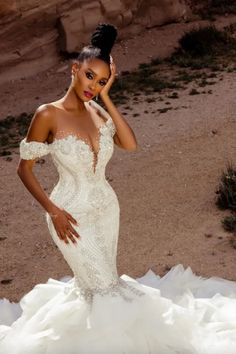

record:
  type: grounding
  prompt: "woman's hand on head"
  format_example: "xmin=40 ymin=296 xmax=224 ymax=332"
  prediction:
xmin=49 ymin=205 xmax=80 ymax=244
xmin=99 ymin=58 xmax=118 ymax=99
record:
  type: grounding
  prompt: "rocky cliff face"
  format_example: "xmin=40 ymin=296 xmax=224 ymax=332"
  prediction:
xmin=0 ymin=0 xmax=191 ymax=83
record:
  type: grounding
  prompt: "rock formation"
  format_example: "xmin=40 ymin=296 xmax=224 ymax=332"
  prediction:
xmin=0 ymin=0 xmax=192 ymax=83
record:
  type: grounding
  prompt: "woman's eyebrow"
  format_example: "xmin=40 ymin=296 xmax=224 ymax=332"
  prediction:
xmin=87 ymin=68 xmax=109 ymax=80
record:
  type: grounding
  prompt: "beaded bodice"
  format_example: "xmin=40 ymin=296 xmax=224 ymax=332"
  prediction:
xmin=20 ymin=101 xmax=116 ymax=208
xmin=19 ymin=101 xmax=145 ymax=302
xmin=20 ymin=101 xmax=115 ymax=173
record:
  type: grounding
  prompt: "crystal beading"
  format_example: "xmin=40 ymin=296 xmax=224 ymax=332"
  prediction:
xmin=18 ymin=102 xmax=144 ymax=305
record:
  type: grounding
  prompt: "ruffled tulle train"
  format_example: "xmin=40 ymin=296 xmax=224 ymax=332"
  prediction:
xmin=1 ymin=264 xmax=236 ymax=354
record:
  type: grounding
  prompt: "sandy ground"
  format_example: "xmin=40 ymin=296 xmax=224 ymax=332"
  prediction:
xmin=1 ymin=15 xmax=236 ymax=302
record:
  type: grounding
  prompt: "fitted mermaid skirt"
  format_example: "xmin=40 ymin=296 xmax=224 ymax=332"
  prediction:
xmin=1 ymin=100 xmax=236 ymax=354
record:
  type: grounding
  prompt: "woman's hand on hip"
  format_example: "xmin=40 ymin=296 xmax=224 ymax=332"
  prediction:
xmin=49 ymin=206 xmax=80 ymax=244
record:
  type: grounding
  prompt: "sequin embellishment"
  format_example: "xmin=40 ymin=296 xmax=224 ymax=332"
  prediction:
xmin=18 ymin=103 xmax=145 ymax=304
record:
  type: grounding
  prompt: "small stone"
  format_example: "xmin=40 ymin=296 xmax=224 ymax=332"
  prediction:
xmin=205 ymin=233 xmax=213 ymax=238
xmin=4 ymin=156 xmax=12 ymax=161
xmin=1 ymin=279 xmax=13 ymax=284
xmin=164 ymin=265 xmax=171 ymax=271
xmin=167 ymin=251 xmax=173 ymax=256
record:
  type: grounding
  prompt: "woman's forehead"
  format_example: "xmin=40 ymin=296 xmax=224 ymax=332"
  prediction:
xmin=82 ymin=58 xmax=110 ymax=78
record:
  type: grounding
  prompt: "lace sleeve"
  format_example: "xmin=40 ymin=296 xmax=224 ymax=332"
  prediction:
xmin=19 ymin=138 xmax=50 ymax=160
xmin=89 ymin=100 xmax=116 ymax=137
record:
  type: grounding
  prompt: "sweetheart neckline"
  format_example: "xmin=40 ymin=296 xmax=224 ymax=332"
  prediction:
xmin=51 ymin=116 xmax=112 ymax=175
xmin=22 ymin=116 xmax=113 ymax=175
xmin=50 ymin=116 xmax=111 ymax=147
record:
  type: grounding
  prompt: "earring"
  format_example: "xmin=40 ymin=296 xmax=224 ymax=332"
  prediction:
xmin=96 ymin=95 xmax=98 ymax=101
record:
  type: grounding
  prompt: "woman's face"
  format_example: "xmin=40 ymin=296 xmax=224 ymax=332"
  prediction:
xmin=71 ymin=58 xmax=110 ymax=101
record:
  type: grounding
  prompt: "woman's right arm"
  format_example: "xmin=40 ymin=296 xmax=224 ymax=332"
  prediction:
xmin=17 ymin=105 xmax=80 ymax=244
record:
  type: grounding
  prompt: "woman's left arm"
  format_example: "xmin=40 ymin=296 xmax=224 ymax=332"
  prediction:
xmin=100 ymin=61 xmax=137 ymax=151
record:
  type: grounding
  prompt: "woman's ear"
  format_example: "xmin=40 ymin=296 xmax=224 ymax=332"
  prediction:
xmin=71 ymin=62 xmax=81 ymax=76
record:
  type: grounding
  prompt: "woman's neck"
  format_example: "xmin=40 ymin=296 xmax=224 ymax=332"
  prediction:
xmin=60 ymin=86 xmax=86 ymax=112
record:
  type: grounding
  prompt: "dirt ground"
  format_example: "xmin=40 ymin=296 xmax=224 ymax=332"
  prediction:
xmin=1 ymin=15 xmax=236 ymax=302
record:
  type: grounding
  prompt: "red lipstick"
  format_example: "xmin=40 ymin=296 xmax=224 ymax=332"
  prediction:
xmin=84 ymin=91 xmax=93 ymax=98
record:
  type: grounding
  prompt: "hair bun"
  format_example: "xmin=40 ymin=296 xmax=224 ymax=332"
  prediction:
xmin=91 ymin=23 xmax=117 ymax=55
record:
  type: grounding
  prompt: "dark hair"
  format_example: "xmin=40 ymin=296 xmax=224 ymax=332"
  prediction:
xmin=77 ymin=23 xmax=117 ymax=65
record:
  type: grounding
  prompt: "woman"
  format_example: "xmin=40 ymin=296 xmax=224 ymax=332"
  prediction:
xmin=1 ymin=23 xmax=236 ymax=354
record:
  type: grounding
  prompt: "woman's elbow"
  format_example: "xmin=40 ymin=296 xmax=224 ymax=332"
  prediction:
xmin=17 ymin=162 xmax=23 ymax=176
xmin=16 ymin=159 xmax=34 ymax=177
xmin=125 ymin=142 xmax=138 ymax=152
xmin=17 ymin=165 xmax=25 ymax=181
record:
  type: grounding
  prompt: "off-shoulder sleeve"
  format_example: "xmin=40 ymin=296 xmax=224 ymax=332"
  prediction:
xmin=19 ymin=138 xmax=51 ymax=160
xmin=89 ymin=100 xmax=116 ymax=137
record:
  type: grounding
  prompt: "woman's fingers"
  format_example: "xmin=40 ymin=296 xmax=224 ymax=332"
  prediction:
xmin=111 ymin=62 xmax=116 ymax=75
xmin=58 ymin=230 xmax=69 ymax=244
xmin=65 ymin=228 xmax=77 ymax=244
xmin=53 ymin=209 xmax=80 ymax=244
xmin=67 ymin=223 xmax=80 ymax=239
xmin=57 ymin=228 xmax=78 ymax=244
xmin=64 ymin=210 xmax=79 ymax=226
xmin=63 ymin=223 xmax=80 ymax=243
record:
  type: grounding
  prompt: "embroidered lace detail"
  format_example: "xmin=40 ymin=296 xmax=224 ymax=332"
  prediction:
xmin=19 ymin=107 xmax=116 ymax=163
xmin=50 ymin=117 xmax=114 ymax=176
xmin=19 ymin=101 xmax=127 ymax=304
xmin=64 ymin=277 xmax=146 ymax=304
xmin=19 ymin=138 xmax=50 ymax=160
xmin=89 ymin=100 xmax=116 ymax=137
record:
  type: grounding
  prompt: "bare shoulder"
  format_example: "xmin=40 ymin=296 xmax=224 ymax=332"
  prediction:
xmin=26 ymin=103 xmax=57 ymax=142
xmin=34 ymin=103 xmax=56 ymax=121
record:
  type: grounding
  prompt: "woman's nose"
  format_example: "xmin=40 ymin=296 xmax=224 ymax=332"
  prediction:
xmin=89 ymin=81 xmax=96 ymax=91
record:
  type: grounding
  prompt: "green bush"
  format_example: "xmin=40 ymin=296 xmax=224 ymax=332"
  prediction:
xmin=216 ymin=164 xmax=236 ymax=211
xmin=169 ymin=26 xmax=236 ymax=69
xmin=222 ymin=214 xmax=236 ymax=233
xmin=179 ymin=26 xmax=232 ymax=57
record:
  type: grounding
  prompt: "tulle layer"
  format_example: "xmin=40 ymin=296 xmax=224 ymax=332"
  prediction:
xmin=1 ymin=264 xmax=236 ymax=354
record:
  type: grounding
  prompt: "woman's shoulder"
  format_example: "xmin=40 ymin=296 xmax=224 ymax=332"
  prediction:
xmin=30 ymin=102 xmax=60 ymax=133
xmin=34 ymin=102 xmax=58 ymax=119
xmin=22 ymin=103 xmax=57 ymax=144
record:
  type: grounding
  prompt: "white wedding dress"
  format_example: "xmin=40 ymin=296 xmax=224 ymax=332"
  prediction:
xmin=1 ymin=100 xmax=236 ymax=354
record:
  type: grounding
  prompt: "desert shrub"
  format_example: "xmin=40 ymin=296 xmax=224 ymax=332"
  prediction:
xmin=189 ymin=88 xmax=200 ymax=95
xmin=216 ymin=164 xmax=236 ymax=211
xmin=111 ymin=63 xmax=181 ymax=101
xmin=179 ymin=26 xmax=232 ymax=57
xmin=169 ymin=26 xmax=236 ymax=69
xmin=224 ymin=23 xmax=236 ymax=35
xmin=210 ymin=0 xmax=236 ymax=13
xmin=0 ymin=112 xmax=33 ymax=152
xmin=221 ymin=214 xmax=236 ymax=248
xmin=221 ymin=214 xmax=236 ymax=233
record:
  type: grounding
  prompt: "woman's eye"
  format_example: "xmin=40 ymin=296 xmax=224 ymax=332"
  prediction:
xmin=86 ymin=72 xmax=93 ymax=80
xmin=99 ymin=81 xmax=106 ymax=86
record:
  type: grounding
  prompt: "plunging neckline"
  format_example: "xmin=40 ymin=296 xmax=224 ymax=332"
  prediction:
xmin=51 ymin=116 xmax=111 ymax=175
xmin=49 ymin=101 xmax=113 ymax=174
